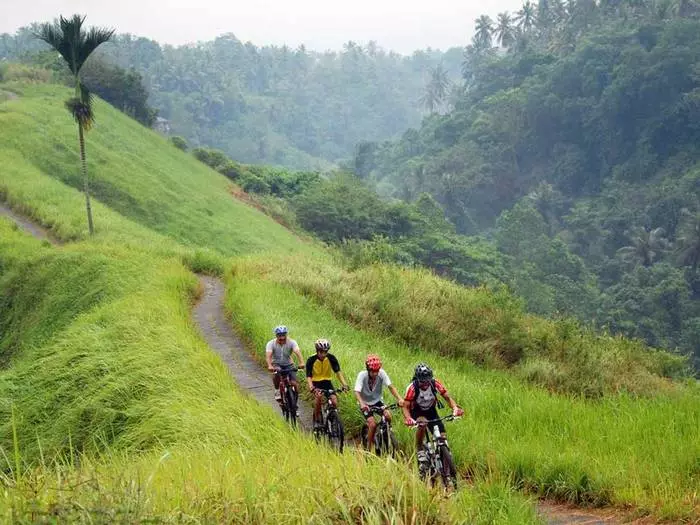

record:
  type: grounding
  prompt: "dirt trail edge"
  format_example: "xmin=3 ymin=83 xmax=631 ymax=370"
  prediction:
xmin=193 ymin=275 xmax=314 ymax=431
xmin=0 ymin=202 xmax=58 ymax=244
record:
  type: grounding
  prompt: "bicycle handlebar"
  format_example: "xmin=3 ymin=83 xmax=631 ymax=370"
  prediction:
xmin=365 ymin=403 xmax=398 ymax=414
xmin=410 ymin=414 xmax=461 ymax=428
xmin=269 ymin=365 xmax=304 ymax=373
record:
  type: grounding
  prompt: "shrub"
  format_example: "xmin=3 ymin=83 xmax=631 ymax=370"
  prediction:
xmin=170 ymin=136 xmax=188 ymax=151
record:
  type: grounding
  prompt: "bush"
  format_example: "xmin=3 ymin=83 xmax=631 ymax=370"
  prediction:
xmin=240 ymin=173 xmax=270 ymax=194
xmin=170 ymin=136 xmax=188 ymax=151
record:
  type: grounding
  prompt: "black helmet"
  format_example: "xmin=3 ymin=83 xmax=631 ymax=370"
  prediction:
xmin=414 ymin=363 xmax=433 ymax=382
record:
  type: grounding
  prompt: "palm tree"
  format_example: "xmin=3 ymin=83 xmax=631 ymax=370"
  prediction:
xmin=35 ymin=15 xmax=114 ymax=235
xmin=516 ymin=1 xmax=538 ymax=32
xmin=473 ymin=15 xmax=494 ymax=50
xmin=420 ymin=63 xmax=451 ymax=114
xmin=495 ymin=12 xmax=516 ymax=48
xmin=676 ymin=209 xmax=700 ymax=275
xmin=617 ymin=226 xmax=670 ymax=267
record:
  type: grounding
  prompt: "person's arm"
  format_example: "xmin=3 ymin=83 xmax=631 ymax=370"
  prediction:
xmin=336 ymin=371 xmax=349 ymax=390
xmin=329 ymin=355 xmax=348 ymax=390
xmin=265 ymin=342 xmax=274 ymax=371
xmin=388 ymin=385 xmax=404 ymax=407
xmin=354 ymin=373 xmax=368 ymax=410
xmin=305 ymin=356 xmax=315 ymax=392
xmin=402 ymin=385 xmax=415 ymax=425
xmin=438 ymin=380 xmax=463 ymax=416
xmin=292 ymin=342 xmax=304 ymax=368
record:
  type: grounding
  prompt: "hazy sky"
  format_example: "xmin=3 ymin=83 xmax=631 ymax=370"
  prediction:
xmin=2 ymin=0 xmax=522 ymax=54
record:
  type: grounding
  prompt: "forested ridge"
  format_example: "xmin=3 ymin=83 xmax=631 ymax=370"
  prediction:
xmin=352 ymin=0 xmax=700 ymax=365
xmin=1 ymin=28 xmax=462 ymax=169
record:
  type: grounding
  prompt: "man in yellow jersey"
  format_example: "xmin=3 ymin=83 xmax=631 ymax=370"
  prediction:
xmin=305 ymin=339 xmax=349 ymax=429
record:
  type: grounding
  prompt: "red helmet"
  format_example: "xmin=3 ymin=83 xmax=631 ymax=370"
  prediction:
xmin=365 ymin=354 xmax=382 ymax=372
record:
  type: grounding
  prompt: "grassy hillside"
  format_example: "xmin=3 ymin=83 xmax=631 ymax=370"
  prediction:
xmin=227 ymin=256 xmax=700 ymax=520
xmin=0 ymin=221 xmax=539 ymax=523
xmin=0 ymin=82 xmax=317 ymax=257
xmin=0 ymin=78 xmax=698 ymax=522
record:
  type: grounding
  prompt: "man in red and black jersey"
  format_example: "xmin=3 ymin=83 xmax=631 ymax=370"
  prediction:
xmin=402 ymin=363 xmax=463 ymax=459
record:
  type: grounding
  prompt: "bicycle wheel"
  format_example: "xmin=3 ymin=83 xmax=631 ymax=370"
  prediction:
xmin=439 ymin=445 xmax=458 ymax=490
xmin=327 ymin=412 xmax=344 ymax=453
xmin=360 ymin=425 xmax=369 ymax=449
xmin=387 ymin=427 xmax=400 ymax=458
xmin=376 ymin=425 xmax=388 ymax=456
xmin=285 ymin=387 xmax=297 ymax=427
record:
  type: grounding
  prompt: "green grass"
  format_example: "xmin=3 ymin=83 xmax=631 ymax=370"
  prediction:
xmin=232 ymin=255 xmax=690 ymax=397
xmin=226 ymin=257 xmax=700 ymax=521
xmin=0 ymin=82 xmax=319 ymax=257
xmin=1 ymin=77 xmax=698 ymax=522
xmin=0 ymin=220 xmax=539 ymax=523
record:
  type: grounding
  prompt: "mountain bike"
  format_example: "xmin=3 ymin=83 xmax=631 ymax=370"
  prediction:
xmin=271 ymin=364 xmax=303 ymax=427
xmin=411 ymin=414 xmax=460 ymax=489
xmin=313 ymin=387 xmax=346 ymax=453
xmin=361 ymin=403 xmax=400 ymax=457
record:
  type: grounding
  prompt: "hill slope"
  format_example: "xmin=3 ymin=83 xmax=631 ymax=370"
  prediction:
xmin=0 ymin=79 xmax=698 ymax=521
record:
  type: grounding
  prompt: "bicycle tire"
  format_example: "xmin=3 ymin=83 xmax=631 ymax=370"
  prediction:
xmin=285 ymin=387 xmax=297 ymax=427
xmin=439 ymin=445 xmax=458 ymax=490
xmin=327 ymin=412 xmax=344 ymax=453
xmin=388 ymin=427 xmax=399 ymax=458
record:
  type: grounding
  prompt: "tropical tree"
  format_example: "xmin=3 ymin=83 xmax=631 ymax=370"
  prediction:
xmin=473 ymin=15 xmax=495 ymax=50
xmin=420 ymin=63 xmax=451 ymax=114
xmin=676 ymin=209 xmax=700 ymax=275
xmin=35 ymin=15 xmax=115 ymax=235
xmin=495 ymin=12 xmax=516 ymax=48
xmin=516 ymin=1 xmax=538 ymax=32
xmin=617 ymin=226 xmax=670 ymax=267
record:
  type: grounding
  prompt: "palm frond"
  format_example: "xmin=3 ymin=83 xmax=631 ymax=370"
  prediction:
xmin=34 ymin=15 xmax=114 ymax=75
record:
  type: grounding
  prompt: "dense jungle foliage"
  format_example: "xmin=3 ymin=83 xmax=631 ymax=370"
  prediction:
xmin=346 ymin=0 xmax=700 ymax=366
xmin=0 ymin=28 xmax=462 ymax=168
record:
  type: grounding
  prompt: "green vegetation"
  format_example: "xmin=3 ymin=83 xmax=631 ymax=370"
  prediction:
xmin=1 ymin=27 xmax=464 ymax=168
xmin=232 ymin=256 xmax=687 ymax=396
xmin=0 ymin=78 xmax=539 ymax=522
xmin=2 ymin=52 xmax=699 ymax=522
xmin=351 ymin=6 xmax=700 ymax=367
xmin=0 ymin=83 xmax=315 ymax=257
xmin=0 ymin=222 xmax=539 ymax=523
xmin=227 ymin=256 xmax=700 ymax=520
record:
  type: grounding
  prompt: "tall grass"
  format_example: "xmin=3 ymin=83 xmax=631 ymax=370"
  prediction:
xmin=0 ymin=222 xmax=539 ymax=523
xmin=226 ymin=260 xmax=700 ymax=520
xmin=233 ymin=255 xmax=690 ymax=396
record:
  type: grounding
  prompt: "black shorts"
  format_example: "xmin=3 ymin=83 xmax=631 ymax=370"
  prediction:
xmin=411 ymin=405 xmax=445 ymax=433
xmin=361 ymin=400 xmax=385 ymax=418
xmin=312 ymin=380 xmax=334 ymax=394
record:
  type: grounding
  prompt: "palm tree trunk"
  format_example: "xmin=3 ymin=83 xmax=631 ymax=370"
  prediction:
xmin=78 ymin=122 xmax=94 ymax=235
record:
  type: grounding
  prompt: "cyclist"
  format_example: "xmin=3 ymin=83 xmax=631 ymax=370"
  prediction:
xmin=402 ymin=363 xmax=463 ymax=473
xmin=265 ymin=325 xmax=304 ymax=404
xmin=354 ymin=354 xmax=404 ymax=452
xmin=305 ymin=339 xmax=349 ymax=429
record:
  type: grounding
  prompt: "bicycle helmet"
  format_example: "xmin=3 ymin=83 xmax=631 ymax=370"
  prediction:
xmin=314 ymin=338 xmax=331 ymax=352
xmin=365 ymin=354 xmax=382 ymax=372
xmin=414 ymin=363 xmax=433 ymax=382
xmin=274 ymin=325 xmax=288 ymax=336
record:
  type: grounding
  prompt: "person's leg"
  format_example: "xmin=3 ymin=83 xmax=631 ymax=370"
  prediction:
xmin=273 ymin=372 xmax=281 ymax=401
xmin=366 ymin=415 xmax=377 ymax=450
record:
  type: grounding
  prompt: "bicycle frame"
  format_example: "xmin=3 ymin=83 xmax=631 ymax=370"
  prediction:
xmin=271 ymin=364 xmax=302 ymax=425
xmin=412 ymin=414 xmax=459 ymax=488
xmin=363 ymin=403 xmax=398 ymax=455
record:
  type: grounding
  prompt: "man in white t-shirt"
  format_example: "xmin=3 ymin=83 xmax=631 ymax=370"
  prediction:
xmin=354 ymin=354 xmax=404 ymax=452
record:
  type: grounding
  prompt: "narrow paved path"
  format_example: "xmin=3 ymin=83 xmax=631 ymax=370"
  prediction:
xmin=193 ymin=276 xmax=314 ymax=430
xmin=0 ymin=202 xmax=58 ymax=244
